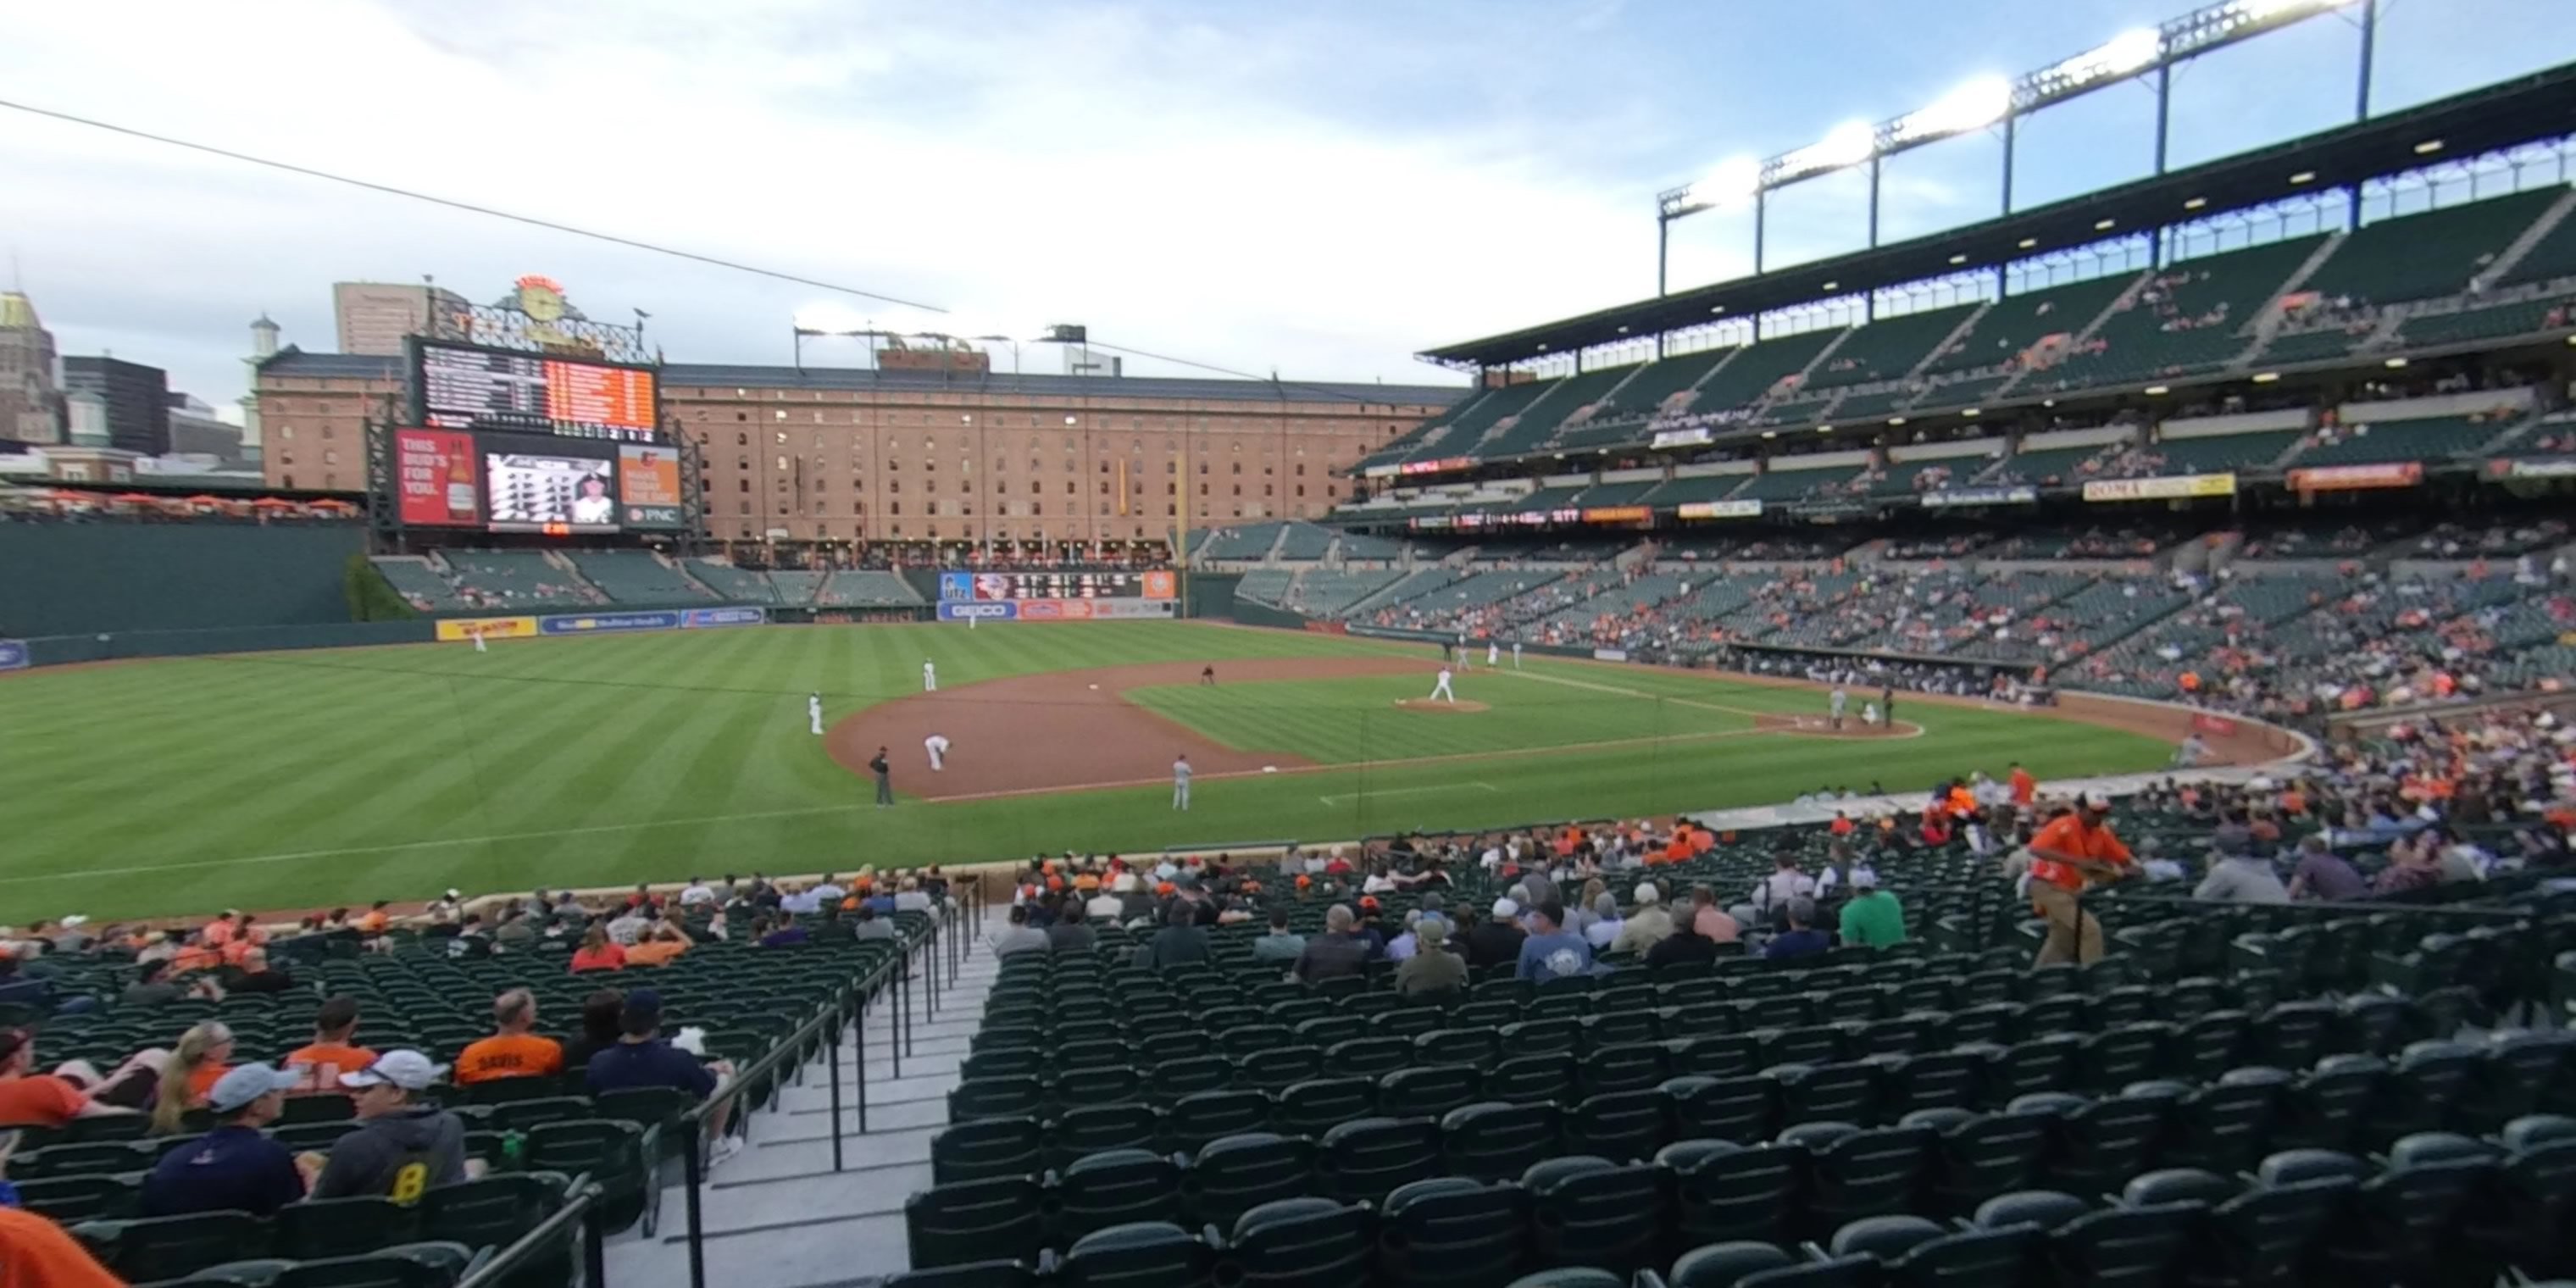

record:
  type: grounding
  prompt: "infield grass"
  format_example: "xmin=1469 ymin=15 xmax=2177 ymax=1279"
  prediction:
xmin=1 ymin=622 xmax=2175 ymax=919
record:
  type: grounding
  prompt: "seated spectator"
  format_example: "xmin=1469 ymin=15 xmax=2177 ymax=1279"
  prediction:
xmin=1763 ymin=898 xmax=1831 ymax=960
xmin=585 ymin=991 xmax=741 ymax=1166
xmin=989 ymin=905 xmax=1047 ymax=958
xmin=0 ymin=1029 xmax=147 ymax=1128
xmin=455 ymin=989 xmax=564 ymax=1085
xmin=1687 ymin=885 xmax=1740 ymax=944
xmin=893 ymin=878 xmax=934 ymax=914
xmin=1465 ymin=898 xmax=1528 ymax=969
xmin=2285 ymin=835 xmax=2367 ymax=902
xmin=569 ymin=925 xmax=627 ymax=973
xmin=0 ymin=1202 xmax=128 ymax=1285
xmin=755 ymin=914 xmax=810 ymax=949
xmin=563 ymin=990 xmax=626 ymax=1070
xmin=852 ymin=904 xmax=897 ymax=941
xmin=285 ymin=997 xmax=379 ymax=1090
xmin=149 ymin=1022 xmax=236 ymax=1135
xmin=221 ymin=947 xmax=297 ymax=995
xmin=1046 ymin=899 xmax=1097 ymax=953
xmin=1583 ymin=892 xmax=1624 ymax=950
xmin=1393 ymin=918 xmax=1467 ymax=997
xmin=625 ymin=925 xmax=691 ymax=967
xmin=1293 ymin=905 xmax=1372 ymax=983
xmin=1835 ymin=871 xmax=1907 ymax=947
xmin=1083 ymin=878 xmax=1124 ymax=923
xmin=313 ymin=1051 xmax=469 ymax=1200
xmin=139 ymin=1064 xmax=308 ymax=1217
xmin=121 ymin=959 xmax=197 ymax=1008
xmin=2193 ymin=846 xmax=2289 ymax=905
xmin=1137 ymin=902 xmax=1212 ymax=969
xmin=2374 ymin=833 xmax=2445 ymax=897
xmin=1252 ymin=907 xmax=1307 ymax=963
xmin=1646 ymin=918 xmax=1718 ymax=969
xmin=1516 ymin=902 xmax=1593 ymax=982
xmin=1610 ymin=883 xmax=1675 ymax=955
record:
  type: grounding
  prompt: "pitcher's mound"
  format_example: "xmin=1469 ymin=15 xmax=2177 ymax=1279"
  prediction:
xmin=1395 ymin=698 xmax=1490 ymax=713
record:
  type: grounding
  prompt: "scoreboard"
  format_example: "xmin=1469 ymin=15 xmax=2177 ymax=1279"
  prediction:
xmin=940 ymin=570 xmax=1178 ymax=602
xmin=414 ymin=341 xmax=659 ymax=442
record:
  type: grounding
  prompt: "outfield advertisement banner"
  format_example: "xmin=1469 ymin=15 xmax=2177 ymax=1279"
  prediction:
xmin=2289 ymin=462 xmax=2423 ymax=491
xmin=435 ymin=616 xmax=539 ymax=642
xmin=539 ymin=611 xmax=684 ymax=635
xmin=2487 ymin=458 xmax=2576 ymax=480
xmin=1921 ymin=486 xmax=2037 ymax=508
xmin=1676 ymin=499 xmax=1763 ymax=519
xmin=1013 ymin=597 xmax=1176 ymax=622
xmin=0 ymin=640 xmax=25 ymax=671
xmin=939 ymin=602 xmax=1018 ymax=622
xmin=683 ymin=607 xmax=767 ymax=628
xmin=2082 ymin=473 xmax=2237 ymax=502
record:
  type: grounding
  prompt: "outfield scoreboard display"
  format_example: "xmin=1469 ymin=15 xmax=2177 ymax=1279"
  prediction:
xmin=414 ymin=340 xmax=660 ymax=442
xmin=941 ymin=571 xmax=1177 ymax=602
xmin=391 ymin=428 xmax=684 ymax=533
xmin=936 ymin=570 xmax=1179 ymax=622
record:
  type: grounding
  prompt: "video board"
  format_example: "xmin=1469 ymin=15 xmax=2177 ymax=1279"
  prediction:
xmin=414 ymin=340 xmax=660 ymax=442
xmin=393 ymin=428 xmax=684 ymax=534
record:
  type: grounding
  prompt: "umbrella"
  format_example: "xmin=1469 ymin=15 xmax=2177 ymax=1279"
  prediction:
xmin=181 ymin=494 xmax=227 ymax=505
xmin=248 ymin=497 xmax=297 ymax=508
xmin=308 ymin=498 xmax=358 ymax=511
xmin=108 ymin=492 xmax=161 ymax=503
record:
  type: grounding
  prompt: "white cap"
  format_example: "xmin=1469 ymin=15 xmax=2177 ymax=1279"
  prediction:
xmin=340 ymin=1049 xmax=447 ymax=1091
xmin=1491 ymin=897 xmax=1518 ymax=919
xmin=2079 ymin=791 xmax=2114 ymax=810
xmin=1633 ymin=882 xmax=1661 ymax=904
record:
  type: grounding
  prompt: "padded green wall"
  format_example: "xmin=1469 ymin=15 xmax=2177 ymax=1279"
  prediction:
xmin=0 ymin=524 xmax=365 ymax=636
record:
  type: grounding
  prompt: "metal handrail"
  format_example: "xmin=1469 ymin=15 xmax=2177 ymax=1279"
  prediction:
xmin=453 ymin=1171 xmax=607 ymax=1288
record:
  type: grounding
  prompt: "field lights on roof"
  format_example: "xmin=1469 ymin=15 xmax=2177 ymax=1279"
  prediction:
xmin=2042 ymin=27 xmax=2166 ymax=92
xmin=1892 ymin=76 xmax=2014 ymax=146
xmin=1775 ymin=121 xmax=1880 ymax=183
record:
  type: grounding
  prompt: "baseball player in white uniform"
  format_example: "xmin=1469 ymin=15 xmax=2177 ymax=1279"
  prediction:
xmin=1829 ymin=686 xmax=1849 ymax=730
xmin=808 ymin=692 xmax=824 ymax=736
xmin=1487 ymin=641 xmax=1499 ymax=668
xmin=1172 ymin=756 xmax=1192 ymax=810
xmin=922 ymin=660 xmax=937 ymax=692
xmin=1512 ymin=641 xmax=1522 ymax=669
xmin=1430 ymin=667 xmax=1457 ymax=703
xmin=924 ymin=733 xmax=951 ymax=770
xmin=472 ymin=628 xmax=488 ymax=655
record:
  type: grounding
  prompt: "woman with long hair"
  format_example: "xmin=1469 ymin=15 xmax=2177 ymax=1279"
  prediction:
xmin=569 ymin=924 xmax=625 ymax=973
xmin=149 ymin=1022 xmax=235 ymax=1135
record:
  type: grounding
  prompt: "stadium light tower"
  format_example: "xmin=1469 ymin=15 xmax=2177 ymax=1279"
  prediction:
xmin=1652 ymin=0 xmax=2375 ymax=300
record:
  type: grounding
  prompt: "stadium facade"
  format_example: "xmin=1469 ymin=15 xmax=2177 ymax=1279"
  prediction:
xmin=254 ymin=343 xmax=1460 ymax=548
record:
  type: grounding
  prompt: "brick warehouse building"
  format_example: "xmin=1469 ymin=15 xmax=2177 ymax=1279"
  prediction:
xmin=253 ymin=351 xmax=1461 ymax=547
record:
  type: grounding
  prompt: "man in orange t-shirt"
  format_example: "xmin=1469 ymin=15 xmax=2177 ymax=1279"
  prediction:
xmin=0 ymin=1204 xmax=127 ymax=1286
xmin=2007 ymin=763 xmax=2037 ymax=807
xmin=454 ymin=989 xmax=565 ymax=1085
xmin=2025 ymin=792 xmax=2134 ymax=965
xmin=283 ymin=996 xmax=378 ymax=1091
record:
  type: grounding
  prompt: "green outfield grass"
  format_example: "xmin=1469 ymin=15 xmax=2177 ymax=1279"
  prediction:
xmin=0 ymin=622 xmax=2177 ymax=919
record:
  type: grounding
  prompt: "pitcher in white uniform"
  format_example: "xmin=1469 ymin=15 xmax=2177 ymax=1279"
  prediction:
xmin=1430 ymin=668 xmax=1456 ymax=702
xmin=924 ymin=733 xmax=951 ymax=770
xmin=1487 ymin=641 xmax=1499 ymax=668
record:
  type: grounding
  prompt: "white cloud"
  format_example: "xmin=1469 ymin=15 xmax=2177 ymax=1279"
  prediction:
xmin=0 ymin=0 xmax=1671 ymax=402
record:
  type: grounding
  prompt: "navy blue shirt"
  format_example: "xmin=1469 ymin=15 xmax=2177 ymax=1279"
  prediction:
xmin=141 ymin=1125 xmax=304 ymax=1217
xmin=585 ymin=1038 xmax=718 ymax=1099
xmin=759 ymin=926 xmax=809 ymax=948
xmin=1763 ymin=929 xmax=1831 ymax=961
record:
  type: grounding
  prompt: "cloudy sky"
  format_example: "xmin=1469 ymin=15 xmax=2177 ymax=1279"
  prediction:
xmin=0 ymin=0 xmax=2562 ymax=408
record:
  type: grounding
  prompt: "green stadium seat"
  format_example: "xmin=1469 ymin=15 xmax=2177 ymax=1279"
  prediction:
xmin=1658 ymin=1140 xmax=1799 ymax=1247
xmin=1054 ymin=1221 xmax=1211 ymax=1288
xmin=275 ymin=1198 xmax=422 ymax=1263
xmin=76 ymin=1211 xmax=273 ymax=1284
xmin=1227 ymin=1198 xmax=1374 ymax=1288
xmin=1440 ymin=1101 xmax=1559 ymax=1182
xmin=1049 ymin=1104 xmax=1162 ymax=1171
xmin=1314 ymin=1117 xmax=1441 ymax=1205
xmin=1377 ymin=1177 xmax=1526 ymax=1288
xmin=1521 ymin=1156 xmax=1664 ymax=1275
xmin=1179 ymin=1132 xmax=1313 ymax=1230
xmin=906 ymin=1175 xmax=1047 ymax=1270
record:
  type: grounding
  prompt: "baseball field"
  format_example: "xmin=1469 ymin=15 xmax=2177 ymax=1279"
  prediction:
xmin=2 ymin=621 xmax=2191 ymax=919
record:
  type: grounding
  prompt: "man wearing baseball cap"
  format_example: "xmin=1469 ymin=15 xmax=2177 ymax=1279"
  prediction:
xmin=140 ymin=1063 xmax=307 ymax=1216
xmin=309 ymin=1050 xmax=469 ymax=1202
xmin=2026 ymin=792 xmax=2134 ymax=965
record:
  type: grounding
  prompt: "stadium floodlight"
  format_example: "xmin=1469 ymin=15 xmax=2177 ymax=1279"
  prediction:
xmin=1895 ymin=76 xmax=2013 ymax=145
xmin=1685 ymin=156 xmax=1763 ymax=212
xmin=1777 ymin=120 xmax=1879 ymax=182
xmin=2227 ymin=0 xmax=2358 ymax=20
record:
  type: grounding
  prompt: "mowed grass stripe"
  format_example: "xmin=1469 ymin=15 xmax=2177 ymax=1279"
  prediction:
xmin=1 ymin=660 xmax=401 ymax=794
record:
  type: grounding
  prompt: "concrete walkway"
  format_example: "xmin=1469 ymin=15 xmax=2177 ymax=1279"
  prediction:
xmin=602 ymin=904 xmax=999 ymax=1288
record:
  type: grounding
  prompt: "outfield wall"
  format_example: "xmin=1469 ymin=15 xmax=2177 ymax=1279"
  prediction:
xmin=0 ymin=524 xmax=364 ymax=636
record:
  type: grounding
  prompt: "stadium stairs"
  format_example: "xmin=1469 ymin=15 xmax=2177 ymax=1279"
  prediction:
xmin=603 ymin=902 xmax=1003 ymax=1288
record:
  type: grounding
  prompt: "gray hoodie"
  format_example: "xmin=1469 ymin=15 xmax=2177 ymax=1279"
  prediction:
xmin=308 ymin=1106 xmax=468 ymax=1201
